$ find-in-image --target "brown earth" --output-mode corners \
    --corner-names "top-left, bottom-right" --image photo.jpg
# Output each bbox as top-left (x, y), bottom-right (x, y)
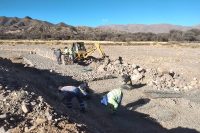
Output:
top-left (0, 44), bottom-right (200, 133)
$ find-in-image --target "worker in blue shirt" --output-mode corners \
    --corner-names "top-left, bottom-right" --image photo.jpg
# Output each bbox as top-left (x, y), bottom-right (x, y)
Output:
top-left (58, 82), bottom-right (89, 112)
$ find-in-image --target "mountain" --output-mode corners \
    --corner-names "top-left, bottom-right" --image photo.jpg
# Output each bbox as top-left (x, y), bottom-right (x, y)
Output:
top-left (0, 16), bottom-right (200, 41)
top-left (194, 24), bottom-right (200, 29)
top-left (98, 24), bottom-right (200, 33)
top-left (0, 16), bottom-right (117, 40)
top-left (0, 16), bottom-right (78, 38)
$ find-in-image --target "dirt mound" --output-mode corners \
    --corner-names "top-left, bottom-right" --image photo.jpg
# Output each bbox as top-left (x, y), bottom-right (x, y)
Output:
top-left (146, 68), bottom-right (200, 92)
top-left (83, 57), bottom-right (145, 84)
top-left (0, 88), bottom-right (81, 133)
top-left (91, 56), bottom-right (200, 92)
top-left (0, 57), bottom-right (87, 133)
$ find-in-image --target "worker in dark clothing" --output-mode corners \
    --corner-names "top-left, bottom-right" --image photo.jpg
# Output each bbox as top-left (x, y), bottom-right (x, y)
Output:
top-left (58, 83), bottom-right (89, 112)
top-left (54, 49), bottom-right (62, 64)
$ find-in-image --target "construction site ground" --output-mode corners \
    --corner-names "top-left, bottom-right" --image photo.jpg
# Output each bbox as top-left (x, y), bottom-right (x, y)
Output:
top-left (0, 44), bottom-right (200, 133)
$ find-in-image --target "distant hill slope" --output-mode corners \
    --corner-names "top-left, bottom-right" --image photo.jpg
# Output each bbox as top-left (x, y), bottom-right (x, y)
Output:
top-left (98, 24), bottom-right (200, 33)
top-left (0, 16), bottom-right (118, 40)
top-left (0, 16), bottom-right (78, 38)
top-left (0, 16), bottom-right (200, 41)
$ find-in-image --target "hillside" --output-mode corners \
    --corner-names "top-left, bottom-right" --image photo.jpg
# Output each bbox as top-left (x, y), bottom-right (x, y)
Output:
top-left (0, 16), bottom-right (122, 40)
top-left (98, 24), bottom-right (200, 33)
top-left (0, 16), bottom-right (200, 42)
top-left (0, 16), bottom-right (78, 39)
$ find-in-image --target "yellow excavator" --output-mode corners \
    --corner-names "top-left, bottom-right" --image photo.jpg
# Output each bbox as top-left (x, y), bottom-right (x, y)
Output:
top-left (63, 42), bottom-right (106, 64)
top-left (72, 42), bottom-right (106, 60)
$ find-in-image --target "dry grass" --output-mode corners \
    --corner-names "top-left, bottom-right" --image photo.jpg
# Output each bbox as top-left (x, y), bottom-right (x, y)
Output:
top-left (0, 40), bottom-right (200, 48)
top-left (0, 40), bottom-right (168, 45)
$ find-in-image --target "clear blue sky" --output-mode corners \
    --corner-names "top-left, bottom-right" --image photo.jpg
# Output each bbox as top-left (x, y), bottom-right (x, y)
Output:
top-left (0, 0), bottom-right (200, 27)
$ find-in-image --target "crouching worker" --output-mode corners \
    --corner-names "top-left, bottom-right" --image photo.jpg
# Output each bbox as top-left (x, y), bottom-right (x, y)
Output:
top-left (101, 88), bottom-right (123, 114)
top-left (58, 83), bottom-right (89, 112)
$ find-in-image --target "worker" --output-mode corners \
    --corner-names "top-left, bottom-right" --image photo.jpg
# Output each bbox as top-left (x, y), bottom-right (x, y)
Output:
top-left (101, 88), bottom-right (123, 114)
top-left (54, 49), bottom-right (62, 65)
top-left (58, 82), bottom-right (89, 112)
top-left (63, 47), bottom-right (69, 65)
top-left (63, 47), bottom-right (69, 55)
top-left (68, 47), bottom-right (74, 63)
top-left (120, 74), bottom-right (133, 90)
top-left (101, 74), bottom-right (133, 114)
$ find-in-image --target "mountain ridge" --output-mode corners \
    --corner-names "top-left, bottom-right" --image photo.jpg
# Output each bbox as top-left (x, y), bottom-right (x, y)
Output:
top-left (97, 24), bottom-right (199, 33)
top-left (1, 16), bottom-right (200, 34)
top-left (1, 16), bottom-right (200, 41)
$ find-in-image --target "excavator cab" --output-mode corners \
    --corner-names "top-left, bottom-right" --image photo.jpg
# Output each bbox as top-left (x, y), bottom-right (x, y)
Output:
top-left (72, 42), bottom-right (87, 60)
top-left (65, 42), bottom-right (106, 64)
top-left (72, 42), bottom-right (86, 53)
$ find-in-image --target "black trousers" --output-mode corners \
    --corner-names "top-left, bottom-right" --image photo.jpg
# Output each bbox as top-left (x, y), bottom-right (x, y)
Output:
top-left (56, 55), bottom-right (62, 64)
top-left (63, 92), bottom-right (85, 110)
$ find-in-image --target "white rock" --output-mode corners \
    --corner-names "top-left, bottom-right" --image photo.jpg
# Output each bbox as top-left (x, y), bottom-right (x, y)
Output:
top-left (188, 85), bottom-right (193, 89)
top-left (131, 64), bottom-right (137, 69)
top-left (193, 77), bottom-right (197, 81)
top-left (131, 74), bottom-right (143, 82)
top-left (38, 96), bottom-right (43, 102)
top-left (138, 67), bottom-right (144, 72)
top-left (24, 126), bottom-right (29, 132)
top-left (0, 114), bottom-right (7, 119)
top-left (45, 109), bottom-right (53, 121)
top-left (133, 69), bottom-right (140, 75)
top-left (21, 102), bottom-right (29, 113)
top-left (183, 86), bottom-right (188, 91)
top-left (0, 127), bottom-right (6, 133)
top-left (173, 88), bottom-right (180, 92)
top-left (31, 102), bottom-right (36, 106)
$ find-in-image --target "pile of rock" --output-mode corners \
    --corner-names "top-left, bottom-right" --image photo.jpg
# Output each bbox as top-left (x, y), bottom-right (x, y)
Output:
top-left (94, 57), bottom-right (200, 92)
top-left (0, 86), bottom-right (86, 133)
top-left (146, 68), bottom-right (200, 92)
top-left (95, 57), bottom-right (146, 83)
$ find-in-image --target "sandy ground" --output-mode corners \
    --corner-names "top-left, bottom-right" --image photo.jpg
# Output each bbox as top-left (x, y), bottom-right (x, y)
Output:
top-left (102, 45), bottom-right (200, 80)
top-left (0, 44), bottom-right (200, 133)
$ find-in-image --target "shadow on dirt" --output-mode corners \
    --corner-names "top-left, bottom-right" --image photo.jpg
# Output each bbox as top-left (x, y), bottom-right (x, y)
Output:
top-left (169, 127), bottom-right (199, 133)
top-left (125, 98), bottom-right (150, 110)
top-left (0, 57), bottom-right (199, 133)
top-left (0, 113), bottom-right (25, 131)
top-left (131, 83), bottom-right (147, 89)
top-left (75, 56), bottom-right (105, 66)
top-left (0, 57), bottom-right (85, 131)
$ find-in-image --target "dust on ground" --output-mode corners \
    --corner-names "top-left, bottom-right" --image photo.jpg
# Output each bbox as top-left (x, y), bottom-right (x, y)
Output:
top-left (0, 44), bottom-right (200, 133)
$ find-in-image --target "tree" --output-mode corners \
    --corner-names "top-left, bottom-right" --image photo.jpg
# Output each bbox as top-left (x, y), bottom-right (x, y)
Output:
top-left (183, 30), bottom-right (196, 41)
top-left (169, 30), bottom-right (183, 41)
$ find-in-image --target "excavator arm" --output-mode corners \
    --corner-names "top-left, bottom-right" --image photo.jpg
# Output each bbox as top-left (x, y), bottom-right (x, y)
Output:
top-left (84, 43), bottom-right (106, 58)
